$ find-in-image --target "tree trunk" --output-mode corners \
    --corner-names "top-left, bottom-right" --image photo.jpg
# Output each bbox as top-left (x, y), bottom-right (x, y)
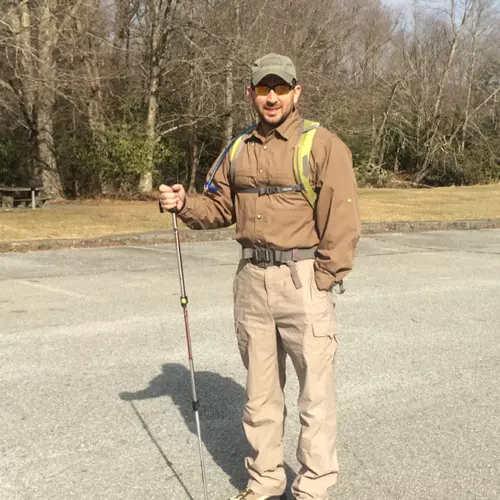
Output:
top-left (37, 0), bottom-right (64, 198)
top-left (139, 30), bottom-right (160, 193)
top-left (494, 92), bottom-right (498, 133)
top-left (76, 6), bottom-right (105, 134)
top-left (413, 1), bottom-right (470, 184)
top-left (186, 55), bottom-right (198, 194)
top-left (112, 0), bottom-right (130, 71)
top-left (86, 53), bottom-right (105, 134)
top-left (139, 0), bottom-right (178, 192)
top-left (37, 105), bottom-right (62, 196)
top-left (368, 80), bottom-right (399, 168)
top-left (79, 10), bottom-right (111, 195)
top-left (8, 0), bottom-right (37, 173)
top-left (462, 2), bottom-right (479, 152)
top-left (187, 128), bottom-right (199, 194)
top-left (224, 57), bottom-right (234, 146)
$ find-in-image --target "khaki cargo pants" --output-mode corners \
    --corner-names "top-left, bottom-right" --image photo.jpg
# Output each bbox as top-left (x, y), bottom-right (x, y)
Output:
top-left (233, 258), bottom-right (338, 500)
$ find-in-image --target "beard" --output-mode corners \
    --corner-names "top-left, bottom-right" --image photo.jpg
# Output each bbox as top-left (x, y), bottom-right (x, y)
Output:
top-left (256, 105), bottom-right (292, 129)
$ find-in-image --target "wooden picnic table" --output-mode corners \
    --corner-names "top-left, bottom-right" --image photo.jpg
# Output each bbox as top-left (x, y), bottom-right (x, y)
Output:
top-left (0, 184), bottom-right (48, 210)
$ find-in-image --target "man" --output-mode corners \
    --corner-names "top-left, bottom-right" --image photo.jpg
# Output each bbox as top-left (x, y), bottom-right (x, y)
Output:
top-left (159, 53), bottom-right (361, 500)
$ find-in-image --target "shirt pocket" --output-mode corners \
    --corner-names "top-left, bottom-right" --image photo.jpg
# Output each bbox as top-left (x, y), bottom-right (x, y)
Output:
top-left (233, 143), bottom-right (257, 185)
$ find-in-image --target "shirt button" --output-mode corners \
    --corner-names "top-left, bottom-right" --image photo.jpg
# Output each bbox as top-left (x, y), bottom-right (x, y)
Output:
top-left (257, 215), bottom-right (262, 219)
top-left (256, 239), bottom-right (261, 244)
top-left (263, 146), bottom-right (268, 150)
top-left (259, 169), bottom-right (263, 173)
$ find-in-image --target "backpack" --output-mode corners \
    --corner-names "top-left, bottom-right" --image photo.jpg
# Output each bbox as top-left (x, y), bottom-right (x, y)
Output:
top-left (228, 119), bottom-right (320, 208)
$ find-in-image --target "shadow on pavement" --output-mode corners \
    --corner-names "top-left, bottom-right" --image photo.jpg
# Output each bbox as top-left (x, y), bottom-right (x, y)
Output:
top-left (119, 363), bottom-right (296, 496)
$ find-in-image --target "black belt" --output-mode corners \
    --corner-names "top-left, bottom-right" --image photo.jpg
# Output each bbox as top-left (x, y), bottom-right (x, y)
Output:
top-left (241, 246), bottom-right (317, 268)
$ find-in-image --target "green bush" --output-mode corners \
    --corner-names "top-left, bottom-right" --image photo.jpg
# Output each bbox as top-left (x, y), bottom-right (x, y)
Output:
top-left (58, 126), bottom-right (176, 197)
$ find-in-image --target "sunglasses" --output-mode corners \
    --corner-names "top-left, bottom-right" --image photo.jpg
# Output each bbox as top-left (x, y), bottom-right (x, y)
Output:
top-left (253, 83), bottom-right (293, 97)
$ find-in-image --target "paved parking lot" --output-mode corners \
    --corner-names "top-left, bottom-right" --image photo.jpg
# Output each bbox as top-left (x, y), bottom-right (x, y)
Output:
top-left (1, 229), bottom-right (499, 500)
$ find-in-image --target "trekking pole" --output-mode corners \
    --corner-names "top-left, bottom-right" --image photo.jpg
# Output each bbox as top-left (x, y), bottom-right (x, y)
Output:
top-left (160, 203), bottom-right (209, 500)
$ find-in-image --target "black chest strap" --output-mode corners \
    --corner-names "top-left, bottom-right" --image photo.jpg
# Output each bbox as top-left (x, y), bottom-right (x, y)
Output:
top-left (236, 184), bottom-right (302, 196)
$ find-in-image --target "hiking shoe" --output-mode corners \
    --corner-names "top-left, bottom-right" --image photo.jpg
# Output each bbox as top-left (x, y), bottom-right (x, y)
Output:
top-left (228, 488), bottom-right (287, 500)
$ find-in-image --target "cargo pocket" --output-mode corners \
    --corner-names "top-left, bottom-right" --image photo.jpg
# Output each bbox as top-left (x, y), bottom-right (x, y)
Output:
top-left (234, 320), bottom-right (250, 369)
top-left (304, 320), bottom-right (338, 373)
top-left (312, 319), bottom-right (336, 339)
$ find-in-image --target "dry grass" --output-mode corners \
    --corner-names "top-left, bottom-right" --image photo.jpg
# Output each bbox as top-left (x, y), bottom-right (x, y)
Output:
top-left (1, 184), bottom-right (499, 242)
top-left (359, 184), bottom-right (500, 222)
top-left (0, 200), bottom-right (178, 242)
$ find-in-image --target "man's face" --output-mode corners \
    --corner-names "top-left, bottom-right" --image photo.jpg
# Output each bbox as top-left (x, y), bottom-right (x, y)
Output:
top-left (247, 75), bottom-right (302, 129)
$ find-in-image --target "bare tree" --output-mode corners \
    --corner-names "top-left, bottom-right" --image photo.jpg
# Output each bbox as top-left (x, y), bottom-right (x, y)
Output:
top-left (137, 0), bottom-right (178, 192)
top-left (1, 0), bottom-right (499, 194)
top-left (5, 0), bottom-right (84, 197)
top-left (412, 0), bottom-right (474, 183)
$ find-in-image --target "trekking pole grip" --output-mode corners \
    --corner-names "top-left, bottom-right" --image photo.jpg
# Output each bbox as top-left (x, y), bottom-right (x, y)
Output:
top-left (158, 200), bottom-right (178, 215)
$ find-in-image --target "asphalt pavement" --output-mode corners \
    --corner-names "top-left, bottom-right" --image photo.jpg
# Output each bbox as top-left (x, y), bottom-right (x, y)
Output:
top-left (1, 229), bottom-right (499, 500)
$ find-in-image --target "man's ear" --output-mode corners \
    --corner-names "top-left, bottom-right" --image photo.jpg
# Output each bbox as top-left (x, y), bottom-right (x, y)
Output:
top-left (293, 84), bottom-right (302, 106)
top-left (246, 85), bottom-right (254, 105)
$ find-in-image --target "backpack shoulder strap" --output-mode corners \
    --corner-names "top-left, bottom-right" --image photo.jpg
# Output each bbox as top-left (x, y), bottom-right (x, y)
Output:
top-left (293, 119), bottom-right (320, 208)
top-left (229, 125), bottom-right (257, 186)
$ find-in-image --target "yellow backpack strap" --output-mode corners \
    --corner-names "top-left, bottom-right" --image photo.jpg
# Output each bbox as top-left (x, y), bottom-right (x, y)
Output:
top-left (229, 135), bottom-right (245, 162)
top-left (293, 119), bottom-right (320, 208)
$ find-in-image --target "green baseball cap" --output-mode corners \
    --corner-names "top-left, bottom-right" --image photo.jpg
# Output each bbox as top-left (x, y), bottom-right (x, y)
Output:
top-left (251, 53), bottom-right (297, 86)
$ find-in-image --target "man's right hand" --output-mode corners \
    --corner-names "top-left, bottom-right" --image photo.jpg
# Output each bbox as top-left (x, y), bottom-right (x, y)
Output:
top-left (159, 184), bottom-right (186, 213)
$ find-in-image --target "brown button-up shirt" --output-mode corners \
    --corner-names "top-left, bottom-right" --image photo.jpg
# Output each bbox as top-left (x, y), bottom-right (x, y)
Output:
top-left (178, 111), bottom-right (361, 290)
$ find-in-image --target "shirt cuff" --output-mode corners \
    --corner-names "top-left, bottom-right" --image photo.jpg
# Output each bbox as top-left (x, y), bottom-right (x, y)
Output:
top-left (314, 266), bottom-right (337, 291)
top-left (176, 197), bottom-right (189, 217)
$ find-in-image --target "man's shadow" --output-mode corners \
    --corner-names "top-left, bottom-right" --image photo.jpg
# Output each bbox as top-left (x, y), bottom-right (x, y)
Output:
top-left (119, 363), bottom-right (295, 494)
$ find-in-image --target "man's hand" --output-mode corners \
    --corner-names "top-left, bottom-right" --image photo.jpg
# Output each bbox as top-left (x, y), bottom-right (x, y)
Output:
top-left (159, 184), bottom-right (186, 213)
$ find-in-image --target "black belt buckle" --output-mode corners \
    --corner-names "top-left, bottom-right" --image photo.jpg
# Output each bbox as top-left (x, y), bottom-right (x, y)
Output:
top-left (254, 247), bottom-right (272, 263)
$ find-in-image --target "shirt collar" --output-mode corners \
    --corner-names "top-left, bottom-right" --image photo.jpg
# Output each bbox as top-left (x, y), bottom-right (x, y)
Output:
top-left (249, 110), bottom-right (301, 142)
top-left (275, 110), bottom-right (301, 140)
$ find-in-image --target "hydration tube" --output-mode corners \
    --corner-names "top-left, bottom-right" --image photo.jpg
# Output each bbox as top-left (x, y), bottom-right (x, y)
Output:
top-left (204, 123), bottom-right (257, 194)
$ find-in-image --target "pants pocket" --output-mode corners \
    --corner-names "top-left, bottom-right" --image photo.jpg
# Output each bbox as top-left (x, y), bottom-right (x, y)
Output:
top-left (303, 320), bottom-right (338, 373)
top-left (235, 320), bottom-right (250, 368)
top-left (311, 275), bottom-right (330, 300)
top-left (312, 319), bottom-right (336, 339)
top-left (301, 261), bottom-right (335, 324)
